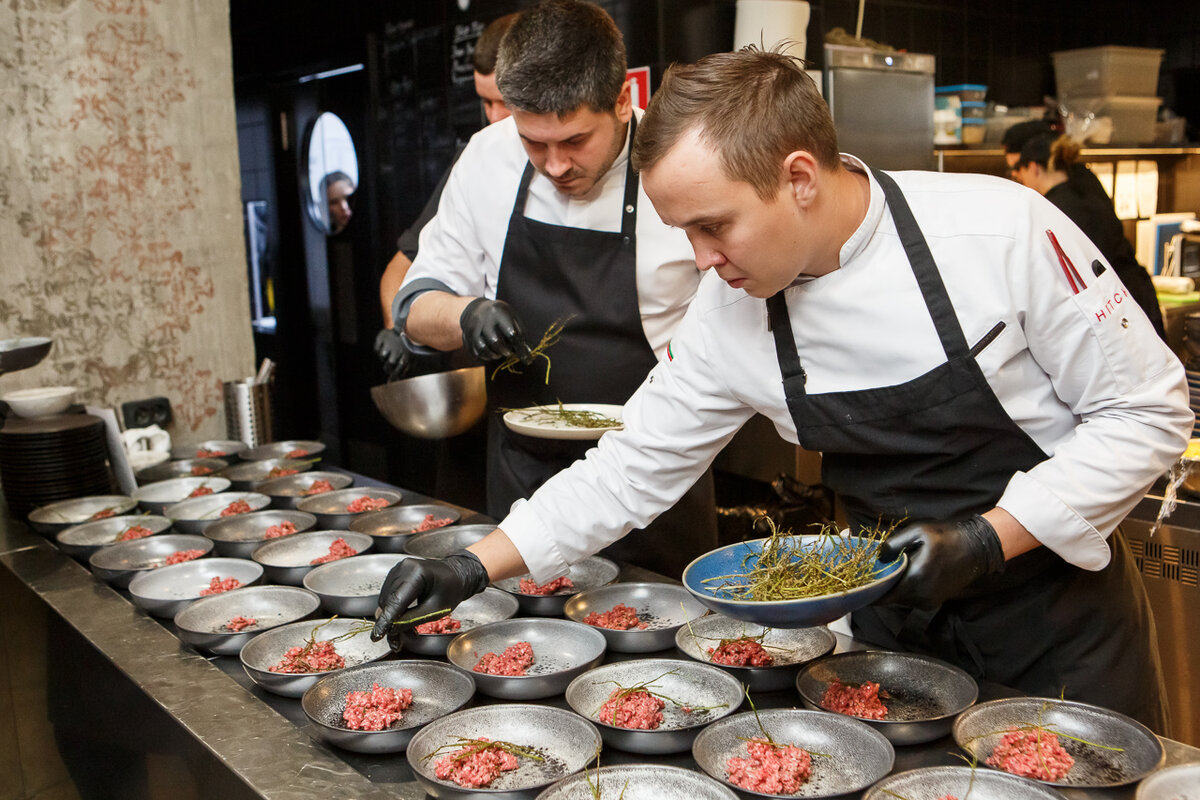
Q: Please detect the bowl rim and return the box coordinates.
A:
[296,487,405,515]
[2,385,76,400]
[173,584,322,635]
[446,617,608,680]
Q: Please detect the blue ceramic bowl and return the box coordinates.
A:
[681,535,906,628]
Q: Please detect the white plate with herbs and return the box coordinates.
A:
[503,403,623,440]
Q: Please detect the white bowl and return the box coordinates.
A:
[2,386,76,418]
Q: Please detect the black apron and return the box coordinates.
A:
[766,168,1167,730]
[486,118,717,579]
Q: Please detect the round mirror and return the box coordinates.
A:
[304,112,359,236]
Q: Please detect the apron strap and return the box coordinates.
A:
[620,116,638,238]
[766,292,807,396]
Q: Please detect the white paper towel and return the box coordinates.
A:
[734,0,810,58]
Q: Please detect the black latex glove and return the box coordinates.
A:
[876,515,1005,609]
[373,327,412,379]
[371,550,489,646]
[459,297,534,363]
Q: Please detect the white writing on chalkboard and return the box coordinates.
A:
[451,21,485,86]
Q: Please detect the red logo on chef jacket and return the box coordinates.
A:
[627,66,651,110]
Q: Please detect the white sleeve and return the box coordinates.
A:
[996,196,1190,569]
[498,302,756,581]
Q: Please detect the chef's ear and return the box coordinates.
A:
[614,80,634,125]
[783,150,819,208]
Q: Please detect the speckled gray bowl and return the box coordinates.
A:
[399,587,520,657]
[174,585,322,656]
[402,524,496,559]
[348,504,463,553]
[202,509,317,558]
[29,495,138,536]
[536,765,740,800]
[169,439,247,462]
[128,557,263,618]
[240,439,326,462]
[693,708,895,798]
[89,533,213,587]
[164,491,271,535]
[562,582,710,654]
[302,660,475,754]
[132,476,232,515]
[303,552,410,616]
[675,614,837,692]
[407,704,602,800]
[55,514,172,560]
[493,557,620,617]
[954,697,1165,788]
[255,470,354,510]
[796,650,978,745]
[136,457,228,485]
[565,658,743,755]
[864,766,1068,800]
[446,618,606,701]
[219,457,314,491]
[1135,762,1200,800]
[239,617,391,698]
[252,530,374,585]
[297,487,405,529]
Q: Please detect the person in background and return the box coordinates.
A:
[374,47,1188,732]
[321,171,355,235]
[1007,128,1166,340]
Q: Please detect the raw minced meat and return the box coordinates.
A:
[190,465,215,476]
[821,679,889,719]
[518,576,574,595]
[937,796,960,800]
[116,524,153,542]
[195,448,226,458]
[341,683,413,731]
[268,639,345,673]
[309,537,357,565]
[286,448,309,458]
[411,513,455,532]
[165,548,205,565]
[266,466,298,479]
[224,615,257,632]
[986,727,1075,781]
[88,508,117,521]
[434,739,519,788]
[220,499,253,517]
[583,603,647,630]
[726,737,813,794]
[199,576,242,596]
[415,616,462,635]
[187,485,214,498]
[346,496,389,513]
[303,479,334,495]
[598,688,664,729]
[709,638,774,667]
[264,520,297,539]
[473,641,534,676]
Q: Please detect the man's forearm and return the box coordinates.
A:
[466,529,530,581]
[405,291,477,351]
[379,251,413,328]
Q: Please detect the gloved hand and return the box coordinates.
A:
[371,549,490,646]
[373,327,411,379]
[876,515,1005,609]
[459,298,534,363]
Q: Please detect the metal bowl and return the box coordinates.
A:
[795,650,978,745]
[953,697,1165,788]
[536,765,740,800]
[89,533,213,587]
[301,660,475,754]
[1135,762,1200,799]
[240,617,391,698]
[674,613,837,692]
[681,535,906,628]
[864,766,1069,800]
[252,530,374,586]
[55,514,172,560]
[132,476,232,515]
[403,524,496,559]
[240,439,326,462]
[399,587,520,657]
[493,557,621,616]
[303,552,408,616]
[693,708,895,798]
[371,366,487,440]
[174,585,322,656]
[406,703,601,800]
[254,470,354,510]
[202,509,317,558]
[164,491,271,534]
[0,336,52,374]
[565,658,743,755]
[446,618,606,701]
[128,557,263,618]
[563,582,710,654]
[28,495,138,536]
[136,457,229,485]
[219,458,314,491]
[169,439,247,461]
[297,487,405,530]
[348,504,463,553]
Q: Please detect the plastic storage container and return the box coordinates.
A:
[1063,95,1162,144]
[1052,46,1163,97]
[961,118,986,144]
[936,84,987,102]
[960,100,987,119]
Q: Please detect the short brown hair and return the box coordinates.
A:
[473,12,519,75]
[633,47,840,200]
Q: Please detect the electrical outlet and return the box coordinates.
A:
[122,396,172,429]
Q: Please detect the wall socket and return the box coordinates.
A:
[122,396,172,429]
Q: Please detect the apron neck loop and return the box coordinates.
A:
[766,291,807,391]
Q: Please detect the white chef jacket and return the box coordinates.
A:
[500,156,1192,582]
[393,110,700,358]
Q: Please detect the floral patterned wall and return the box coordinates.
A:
[0,0,253,437]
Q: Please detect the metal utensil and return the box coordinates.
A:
[864,766,1068,800]
[164,491,271,535]
[303,552,409,616]
[240,439,324,462]
[402,524,496,559]
[202,509,317,558]
[239,617,390,698]
[252,530,374,586]
[132,476,232,515]
[219,458,313,491]
[254,470,353,510]
[89,533,213,587]
[399,587,520,657]
[128,557,263,618]
[28,494,138,536]
[55,514,172,560]
[135,457,229,485]
[563,582,711,653]
[348,504,462,553]
[535,765,739,800]
[492,557,620,616]
[296,487,404,530]
[169,439,247,462]
[174,585,322,656]
[674,613,837,692]
[0,336,52,375]
[371,366,487,439]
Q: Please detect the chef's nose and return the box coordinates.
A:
[695,247,726,272]
[544,146,571,179]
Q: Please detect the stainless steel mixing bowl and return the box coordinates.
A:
[371,367,487,439]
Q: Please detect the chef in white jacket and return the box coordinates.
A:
[374,47,1189,731]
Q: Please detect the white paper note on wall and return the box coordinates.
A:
[1088,162,1115,198]
[1136,160,1159,218]
[1113,161,1139,220]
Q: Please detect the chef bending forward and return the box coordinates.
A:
[373,47,1190,731]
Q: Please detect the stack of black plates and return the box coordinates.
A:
[0,413,114,519]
